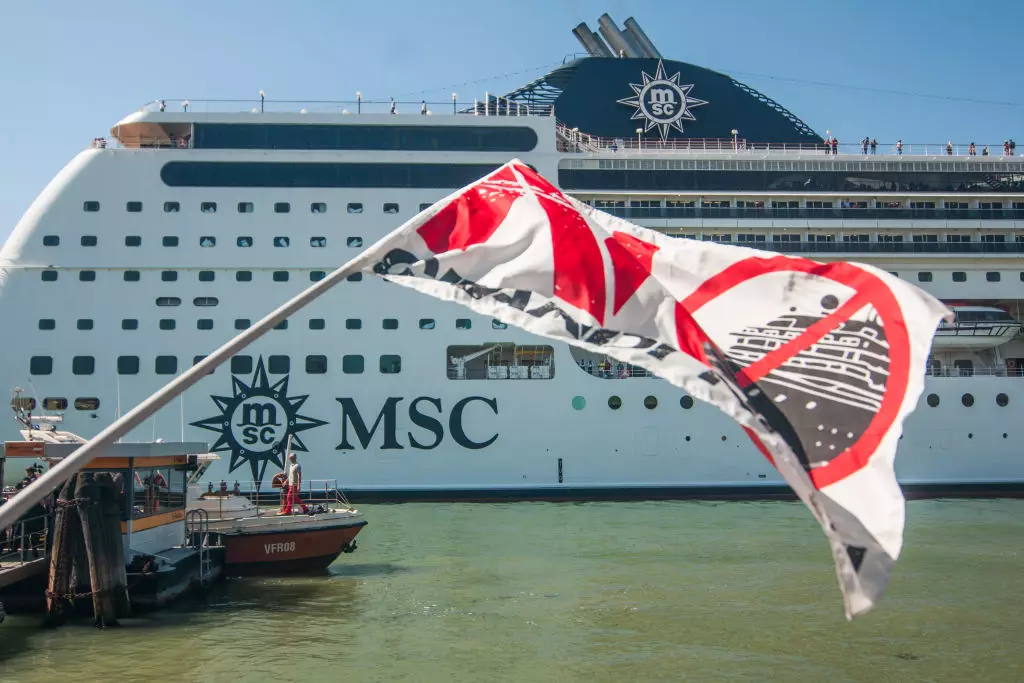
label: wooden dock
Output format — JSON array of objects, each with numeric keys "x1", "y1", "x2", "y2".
[{"x1": 0, "y1": 556, "x2": 47, "y2": 588}]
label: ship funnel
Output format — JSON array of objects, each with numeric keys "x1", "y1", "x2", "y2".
[
  {"x1": 623, "y1": 17, "x2": 662, "y2": 59},
  {"x1": 597, "y1": 13, "x2": 638, "y2": 58},
  {"x1": 572, "y1": 22, "x2": 613, "y2": 58}
]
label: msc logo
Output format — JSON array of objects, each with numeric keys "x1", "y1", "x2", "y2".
[
  {"x1": 191, "y1": 357, "x2": 327, "y2": 482},
  {"x1": 617, "y1": 59, "x2": 708, "y2": 140}
]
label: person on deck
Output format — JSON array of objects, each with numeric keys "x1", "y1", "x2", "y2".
[{"x1": 281, "y1": 453, "x2": 309, "y2": 515}]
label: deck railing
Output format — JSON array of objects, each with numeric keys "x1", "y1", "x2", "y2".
[
  {"x1": 138, "y1": 96, "x2": 549, "y2": 117},
  {"x1": 203, "y1": 478, "x2": 352, "y2": 514}
]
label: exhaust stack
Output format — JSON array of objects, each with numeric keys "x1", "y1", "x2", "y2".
[
  {"x1": 623, "y1": 17, "x2": 662, "y2": 59},
  {"x1": 597, "y1": 13, "x2": 638, "y2": 58},
  {"x1": 572, "y1": 22, "x2": 613, "y2": 58}
]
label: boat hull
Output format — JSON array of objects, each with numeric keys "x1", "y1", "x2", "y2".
[{"x1": 218, "y1": 522, "x2": 366, "y2": 576}]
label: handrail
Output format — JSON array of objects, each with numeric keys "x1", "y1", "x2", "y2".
[
  {"x1": 138, "y1": 97, "x2": 551, "y2": 117},
  {"x1": 926, "y1": 366, "x2": 1024, "y2": 378},
  {"x1": 597, "y1": 207, "x2": 1024, "y2": 221},
  {"x1": 0, "y1": 513, "x2": 49, "y2": 564}
]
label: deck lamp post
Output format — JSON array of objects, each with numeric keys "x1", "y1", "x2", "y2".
[
  {"x1": 452, "y1": 92, "x2": 457, "y2": 114},
  {"x1": 636, "y1": 127, "x2": 643, "y2": 151},
  {"x1": 731, "y1": 129, "x2": 739, "y2": 151},
  {"x1": 356, "y1": 91, "x2": 362, "y2": 114},
  {"x1": 259, "y1": 90, "x2": 265, "y2": 113}
]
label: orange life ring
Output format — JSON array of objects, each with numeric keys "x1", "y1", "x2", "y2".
[{"x1": 271, "y1": 472, "x2": 287, "y2": 488}]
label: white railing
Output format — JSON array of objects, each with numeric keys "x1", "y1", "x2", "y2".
[{"x1": 138, "y1": 96, "x2": 550, "y2": 117}]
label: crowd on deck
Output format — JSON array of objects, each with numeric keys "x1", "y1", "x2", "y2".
[{"x1": 577, "y1": 357, "x2": 653, "y2": 379}]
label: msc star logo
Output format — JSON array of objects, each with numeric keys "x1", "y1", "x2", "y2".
[
  {"x1": 190, "y1": 357, "x2": 326, "y2": 483},
  {"x1": 617, "y1": 60, "x2": 708, "y2": 140}
]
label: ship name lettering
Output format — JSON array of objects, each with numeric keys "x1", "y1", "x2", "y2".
[
  {"x1": 335, "y1": 396, "x2": 499, "y2": 451},
  {"x1": 264, "y1": 541, "x2": 296, "y2": 554}
]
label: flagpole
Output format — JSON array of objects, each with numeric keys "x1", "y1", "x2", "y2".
[{"x1": 0, "y1": 252, "x2": 369, "y2": 527}]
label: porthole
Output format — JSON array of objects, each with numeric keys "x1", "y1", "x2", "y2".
[
  {"x1": 310, "y1": 271, "x2": 326, "y2": 282},
  {"x1": 572, "y1": 396, "x2": 586, "y2": 410},
  {"x1": 43, "y1": 397, "x2": 68, "y2": 410},
  {"x1": 961, "y1": 393, "x2": 974, "y2": 407},
  {"x1": 43, "y1": 235, "x2": 59, "y2": 246},
  {"x1": 968, "y1": 433, "x2": 974, "y2": 439},
  {"x1": 643, "y1": 396, "x2": 658, "y2": 409},
  {"x1": 680, "y1": 396, "x2": 694, "y2": 409},
  {"x1": 721, "y1": 435, "x2": 727, "y2": 441},
  {"x1": 237, "y1": 202, "x2": 253, "y2": 213},
  {"x1": 74, "y1": 398, "x2": 100, "y2": 411},
  {"x1": 926, "y1": 393, "x2": 940, "y2": 407},
  {"x1": 996, "y1": 393, "x2": 1009, "y2": 407},
  {"x1": 162, "y1": 236, "x2": 179, "y2": 247},
  {"x1": 684, "y1": 435, "x2": 691, "y2": 442},
  {"x1": 310, "y1": 202, "x2": 326, "y2": 214},
  {"x1": 608, "y1": 396, "x2": 622, "y2": 410},
  {"x1": 274, "y1": 202, "x2": 291, "y2": 214}
]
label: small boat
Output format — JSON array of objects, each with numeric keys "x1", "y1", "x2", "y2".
[
  {"x1": 187, "y1": 455, "x2": 367, "y2": 576},
  {"x1": 932, "y1": 305, "x2": 1023, "y2": 349}
]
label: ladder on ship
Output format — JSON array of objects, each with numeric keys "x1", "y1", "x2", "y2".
[{"x1": 185, "y1": 508, "x2": 213, "y2": 587}]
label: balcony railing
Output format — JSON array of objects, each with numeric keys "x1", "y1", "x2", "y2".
[
  {"x1": 699, "y1": 240, "x2": 1024, "y2": 255},
  {"x1": 596, "y1": 206, "x2": 1024, "y2": 222}
]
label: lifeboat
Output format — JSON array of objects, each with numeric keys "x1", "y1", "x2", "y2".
[{"x1": 932, "y1": 305, "x2": 1023, "y2": 349}]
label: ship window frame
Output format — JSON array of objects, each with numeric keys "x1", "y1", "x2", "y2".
[
  {"x1": 456, "y1": 318, "x2": 472, "y2": 330},
  {"x1": 193, "y1": 296, "x2": 219, "y2": 307},
  {"x1": 237, "y1": 236, "x2": 253, "y2": 248},
  {"x1": 383, "y1": 202, "x2": 400, "y2": 214},
  {"x1": 234, "y1": 318, "x2": 250, "y2": 330},
  {"x1": 346, "y1": 236, "x2": 363, "y2": 247},
  {"x1": 126, "y1": 201, "x2": 143, "y2": 213},
  {"x1": 419, "y1": 318, "x2": 435, "y2": 330},
  {"x1": 383, "y1": 318, "x2": 398, "y2": 330},
  {"x1": 986, "y1": 271, "x2": 1001, "y2": 282},
  {"x1": 918, "y1": 272, "x2": 933, "y2": 282},
  {"x1": 155, "y1": 355, "x2": 178, "y2": 375},
  {"x1": 201, "y1": 202, "x2": 217, "y2": 214},
  {"x1": 162, "y1": 236, "x2": 179, "y2": 247},
  {"x1": 952, "y1": 271, "x2": 967, "y2": 282},
  {"x1": 79, "y1": 270, "x2": 96, "y2": 282},
  {"x1": 200, "y1": 236, "x2": 216, "y2": 247},
  {"x1": 419, "y1": 203, "x2": 431, "y2": 211},
  {"x1": 30, "y1": 356, "x2": 53, "y2": 375},
  {"x1": 81, "y1": 235, "x2": 98, "y2": 247},
  {"x1": 124, "y1": 270, "x2": 140, "y2": 281},
  {"x1": 197, "y1": 318, "x2": 214, "y2": 330},
  {"x1": 198, "y1": 270, "x2": 215, "y2": 282},
  {"x1": 161, "y1": 270, "x2": 178, "y2": 282},
  {"x1": 121, "y1": 319, "x2": 139, "y2": 330},
  {"x1": 163, "y1": 201, "x2": 180, "y2": 213},
  {"x1": 156, "y1": 296, "x2": 182, "y2": 307},
  {"x1": 274, "y1": 236, "x2": 290, "y2": 248},
  {"x1": 306, "y1": 355, "x2": 328, "y2": 374},
  {"x1": 159, "y1": 319, "x2": 177, "y2": 330},
  {"x1": 274, "y1": 202, "x2": 291, "y2": 214},
  {"x1": 237, "y1": 202, "x2": 254, "y2": 213},
  {"x1": 275, "y1": 320, "x2": 288, "y2": 330},
  {"x1": 310, "y1": 271, "x2": 326, "y2": 282},
  {"x1": 83, "y1": 201, "x2": 100, "y2": 212},
  {"x1": 125, "y1": 235, "x2": 142, "y2": 247},
  {"x1": 310, "y1": 202, "x2": 327, "y2": 214},
  {"x1": 379, "y1": 354, "x2": 402, "y2": 374},
  {"x1": 342, "y1": 355, "x2": 364, "y2": 374},
  {"x1": 41, "y1": 270, "x2": 58, "y2": 282},
  {"x1": 72, "y1": 356, "x2": 95, "y2": 376},
  {"x1": 74, "y1": 397, "x2": 101, "y2": 411},
  {"x1": 346, "y1": 318, "x2": 362, "y2": 330},
  {"x1": 38, "y1": 319, "x2": 56, "y2": 330},
  {"x1": 117, "y1": 355, "x2": 140, "y2": 375},
  {"x1": 43, "y1": 235, "x2": 60, "y2": 246},
  {"x1": 43, "y1": 397, "x2": 68, "y2": 410},
  {"x1": 231, "y1": 356, "x2": 253, "y2": 375},
  {"x1": 346, "y1": 272, "x2": 362, "y2": 282},
  {"x1": 268, "y1": 355, "x2": 290, "y2": 374},
  {"x1": 347, "y1": 203, "x2": 363, "y2": 214},
  {"x1": 309, "y1": 318, "x2": 326, "y2": 330},
  {"x1": 310, "y1": 236, "x2": 326, "y2": 248},
  {"x1": 76, "y1": 319, "x2": 94, "y2": 330},
  {"x1": 273, "y1": 271, "x2": 290, "y2": 282},
  {"x1": 236, "y1": 271, "x2": 252, "y2": 282}
]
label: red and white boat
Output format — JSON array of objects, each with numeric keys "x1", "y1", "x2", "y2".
[{"x1": 187, "y1": 456, "x2": 367, "y2": 576}]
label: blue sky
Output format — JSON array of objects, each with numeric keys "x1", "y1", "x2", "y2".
[{"x1": 1, "y1": 0, "x2": 1022, "y2": 239}]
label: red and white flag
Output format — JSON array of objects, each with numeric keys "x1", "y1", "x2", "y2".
[{"x1": 349, "y1": 160, "x2": 949, "y2": 619}]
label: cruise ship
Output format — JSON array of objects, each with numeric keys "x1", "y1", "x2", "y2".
[{"x1": 3, "y1": 15, "x2": 1023, "y2": 501}]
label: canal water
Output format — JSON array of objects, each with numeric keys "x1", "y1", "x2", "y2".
[{"x1": 0, "y1": 500, "x2": 1021, "y2": 682}]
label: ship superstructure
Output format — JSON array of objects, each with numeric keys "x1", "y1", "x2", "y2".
[{"x1": 2, "y1": 15, "x2": 1022, "y2": 499}]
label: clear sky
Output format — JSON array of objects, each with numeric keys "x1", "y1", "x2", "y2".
[{"x1": 1, "y1": 0, "x2": 1022, "y2": 240}]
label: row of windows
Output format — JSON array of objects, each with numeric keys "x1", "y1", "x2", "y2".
[
  {"x1": 592, "y1": 392, "x2": 1012, "y2": 411},
  {"x1": 40, "y1": 267, "x2": 364, "y2": 283},
  {"x1": 44, "y1": 235, "x2": 364, "y2": 248},
  {"x1": 81, "y1": 200, "x2": 425, "y2": 215},
  {"x1": 591, "y1": 199, "x2": 1024, "y2": 211},
  {"x1": 13, "y1": 397, "x2": 100, "y2": 412},
  {"x1": 28, "y1": 354, "x2": 402, "y2": 376},
  {"x1": 38, "y1": 317, "x2": 487, "y2": 331},
  {"x1": 160, "y1": 162, "x2": 501, "y2": 189}
]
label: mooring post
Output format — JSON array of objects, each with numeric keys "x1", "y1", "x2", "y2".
[
  {"x1": 76, "y1": 474, "x2": 127, "y2": 627},
  {"x1": 43, "y1": 475, "x2": 77, "y2": 628},
  {"x1": 95, "y1": 473, "x2": 130, "y2": 618}
]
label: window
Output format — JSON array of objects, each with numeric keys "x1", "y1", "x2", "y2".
[
  {"x1": 309, "y1": 318, "x2": 325, "y2": 330},
  {"x1": 79, "y1": 270, "x2": 96, "y2": 282},
  {"x1": 347, "y1": 203, "x2": 363, "y2": 214},
  {"x1": 43, "y1": 235, "x2": 60, "y2": 246},
  {"x1": 198, "y1": 270, "x2": 215, "y2": 282},
  {"x1": 200, "y1": 236, "x2": 216, "y2": 247},
  {"x1": 72, "y1": 356, "x2": 95, "y2": 375},
  {"x1": 736, "y1": 233, "x2": 766, "y2": 243},
  {"x1": 419, "y1": 318, "x2": 435, "y2": 330},
  {"x1": 311, "y1": 202, "x2": 327, "y2": 214},
  {"x1": 310, "y1": 271, "x2": 325, "y2": 282},
  {"x1": 231, "y1": 356, "x2": 253, "y2": 375},
  {"x1": 456, "y1": 318, "x2": 472, "y2": 329},
  {"x1": 306, "y1": 355, "x2": 328, "y2": 374},
  {"x1": 945, "y1": 201, "x2": 968, "y2": 210},
  {"x1": 83, "y1": 201, "x2": 100, "y2": 212},
  {"x1": 961, "y1": 393, "x2": 975, "y2": 407},
  {"x1": 491, "y1": 319, "x2": 508, "y2": 330},
  {"x1": 926, "y1": 393, "x2": 939, "y2": 407},
  {"x1": 383, "y1": 203, "x2": 399, "y2": 214},
  {"x1": 197, "y1": 319, "x2": 214, "y2": 330},
  {"x1": 237, "y1": 236, "x2": 253, "y2": 247},
  {"x1": 997, "y1": 393, "x2": 1010, "y2": 407},
  {"x1": 11, "y1": 395, "x2": 36, "y2": 411},
  {"x1": 77, "y1": 319, "x2": 93, "y2": 330},
  {"x1": 379, "y1": 355, "x2": 401, "y2": 374},
  {"x1": 310, "y1": 237, "x2": 326, "y2": 248},
  {"x1": 342, "y1": 355, "x2": 364, "y2": 374},
  {"x1": 274, "y1": 320, "x2": 288, "y2": 330},
  {"x1": 75, "y1": 398, "x2": 100, "y2": 411},
  {"x1": 122, "y1": 319, "x2": 139, "y2": 330},
  {"x1": 383, "y1": 318, "x2": 398, "y2": 330},
  {"x1": 156, "y1": 297, "x2": 181, "y2": 306},
  {"x1": 155, "y1": 356, "x2": 178, "y2": 375},
  {"x1": 117, "y1": 355, "x2": 139, "y2": 375},
  {"x1": 163, "y1": 236, "x2": 179, "y2": 247},
  {"x1": 954, "y1": 359, "x2": 974, "y2": 377},
  {"x1": 126, "y1": 201, "x2": 143, "y2": 213},
  {"x1": 159, "y1": 319, "x2": 176, "y2": 330},
  {"x1": 237, "y1": 202, "x2": 254, "y2": 213},
  {"x1": 644, "y1": 396, "x2": 658, "y2": 410},
  {"x1": 987, "y1": 272, "x2": 1001, "y2": 282},
  {"x1": 772, "y1": 234, "x2": 801, "y2": 243},
  {"x1": 124, "y1": 270, "x2": 140, "y2": 282},
  {"x1": 163, "y1": 201, "x2": 180, "y2": 213},
  {"x1": 877, "y1": 234, "x2": 903, "y2": 243},
  {"x1": 81, "y1": 236, "x2": 97, "y2": 247},
  {"x1": 193, "y1": 297, "x2": 219, "y2": 307},
  {"x1": 608, "y1": 396, "x2": 622, "y2": 410},
  {"x1": 236, "y1": 271, "x2": 252, "y2": 282},
  {"x1": 125, "y1": 235, "x2": 142, "y2": 247},
  {"x1": 162, "y1": 270, "x2": 178, "y2": 282},
  {"x1": 43, "y1": 398, "x2": 68, "y2": 410},
  {"x1": 30, "y1": 356, "x2": 52, "y2": 375},
  {"x1": 41, "y1": 270, "x2": 57, "y2": 281},
  {"x1": 918, "y1": 272, "x2": 933, "y2": 282},
  {"x1": 952, "y1": 272, "x2": 967, "y2": 282},
  {"x1": 346, "y1": 272, "x2": 362, "y2": 282},
  {"x1": 235, "y1": 319, "x2": 250, "y2": 329},
  {"x1": 274, "y1": 236, "x2": 290, "y2": 247},
  {"x1": 268, "y1": 355, "x2": 290, "y2": 374},
  {"x1": 701, "y1": 234, "x2": 732, "y2": 243},
  {"x1": 842, "y1": 234, "x2": 869, "y2": 243},
  {"x1": 346, "y1": 318, "x2": 362, "y2": 330},
  {"x1": 192, "y1": 356, "x2": 214, "y2": 374},
  {"x1": 274, "y1": 202, "x2": 291, "y2": 213},
  {"x1": 419, "y1": 203, "x2": 431, "y2": 211},
  {"x1": 346, "y1": 237, "x2": 363, "y2": 247},
  {"x1": 201, "y1": 202, "x2": 217, "y2": 213},
  {"x1": 38, "y1": 319, "x2": 55, "y2": 330},
  {"x1": 273, "y1": 271, "x2": 289, "y2": 282}
]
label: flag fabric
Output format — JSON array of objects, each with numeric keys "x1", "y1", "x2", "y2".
[{"x1": 348, "y1": 159, "x2": 950, "y2": 619}]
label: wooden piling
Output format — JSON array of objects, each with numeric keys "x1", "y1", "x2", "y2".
[
  {"x1": 43, "y1": 475, "x2": 77, "y2": 628},
  {"x1": 76, "y1": 473, "x2": 129, "y2": 627}
]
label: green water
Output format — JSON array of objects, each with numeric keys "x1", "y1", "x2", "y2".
[{"x1": 1, "y1": 500, "x2": 1022, "y2": 682}]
